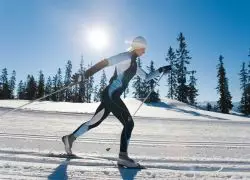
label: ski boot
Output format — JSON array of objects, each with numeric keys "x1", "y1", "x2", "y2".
[
  {"x1": 62, "y1": 134, "x2": 76, "y2": 155},
  {"x1": 117, "y1": 152, "x2": 145, "y2": 169}
]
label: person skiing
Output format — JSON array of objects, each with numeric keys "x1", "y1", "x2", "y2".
[{"x1": 62, "y1": 36, "x2": 171, "y2": 168}]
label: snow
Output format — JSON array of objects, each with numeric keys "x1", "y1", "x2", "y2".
[
  {"x1": 0, "y1": 98, "x2": 249, "y2": 121},
  {"x1": 0, "y1": 98, "x2": 249, "y2": 179}
]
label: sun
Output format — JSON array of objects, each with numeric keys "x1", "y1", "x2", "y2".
[{"x1": 87, "y1": 28, "x2": 108, "y2": 50}]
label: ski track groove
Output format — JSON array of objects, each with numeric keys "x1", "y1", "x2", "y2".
[
  {"x1": 1, "y1": 149, "x2": 250, "y2": 173},
  {"x1": 1, "y1": 132, "x2": 250, "y2": 148}
]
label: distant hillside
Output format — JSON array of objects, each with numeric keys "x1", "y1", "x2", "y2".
[{"x1": 197, "y1": 101, "x2": 240, "y2": 112}]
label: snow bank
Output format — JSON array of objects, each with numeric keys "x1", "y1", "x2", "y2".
[{"x1": 0, "y1": 98, "x2": 249, "y2": 121}]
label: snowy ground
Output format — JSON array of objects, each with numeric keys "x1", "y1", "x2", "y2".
[
  {"x1": 0, "y1": 98, "x2": 248, "y2": 121},
  {"x1": 0, "y1": 99, "x2": 250, "y2": 179}
]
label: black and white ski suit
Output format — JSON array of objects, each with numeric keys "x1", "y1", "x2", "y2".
[{"x1": 72, "y1": 51, "x2": 161, "y2": 153}]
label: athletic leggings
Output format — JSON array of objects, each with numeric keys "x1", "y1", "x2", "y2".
[{"x1": 72, "y1": 88, "x2": 134, "y2": 153}]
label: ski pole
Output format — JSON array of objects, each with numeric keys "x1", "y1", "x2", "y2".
[
  {"x1": 0, "y1": 81, "x2": 78, "y2": 118},
  {"x1": 133, "y1": 72, "x2": 164, "y2": 116}
]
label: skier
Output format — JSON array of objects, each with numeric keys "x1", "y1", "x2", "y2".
[{"x1": 62, "y1": 36, "x2": 171, "y2": 168}]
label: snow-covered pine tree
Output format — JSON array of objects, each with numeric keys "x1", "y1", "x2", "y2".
[
  {"x1": 37, "y1": 70, "x2": 45, "y2": 99},
  {"x1": 216, "y1": 55, "x2": 233, "y2": 114},
  {"x1": 166, "y1": 46, "x2": 177, "y2": 99},
  {"x1": 175, "y1": 33, "x2": 191, "y2": 103}
]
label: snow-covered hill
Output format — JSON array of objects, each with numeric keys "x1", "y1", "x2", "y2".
[
  {"x1": 0, "y1": 98, "x2": 248, "y2": 121},
  {"x1": 198, "y1": 101, "x2": 241, "y2": 113}
]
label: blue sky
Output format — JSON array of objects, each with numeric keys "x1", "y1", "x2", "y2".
[{"x1": 0, "y1": 0, "x2": 250, "y2": 102}]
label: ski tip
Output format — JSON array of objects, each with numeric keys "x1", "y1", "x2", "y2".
[
  {"x1": 47, "y1": 153, "x2": 80, "y2": 159},
  {"x1": 117, "y1": 163, "x2": 146, "y2": 170}
]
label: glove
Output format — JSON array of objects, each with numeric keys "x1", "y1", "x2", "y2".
[
  {"x1": 71, "y1": 73, "x2": 84, "y2": 83},
  {"x1": 159, "y1": 65, "x2": 172, "y2": 74}
]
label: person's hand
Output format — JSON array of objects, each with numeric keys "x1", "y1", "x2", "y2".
[
  {"x1": 71, "y1": 73, "x2": 84, "y2": 83},
  {"x1": 159, "y1": 65, "x2": 172, "y2": 74}
]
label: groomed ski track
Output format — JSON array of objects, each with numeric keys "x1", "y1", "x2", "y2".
[{"x1": 0, "y1": 108, "x2": 250, "y2": 179}]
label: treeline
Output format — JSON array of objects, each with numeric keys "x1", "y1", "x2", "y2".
[{"x1": 1, "y1": 32, "x2": 249, "y2": 115}]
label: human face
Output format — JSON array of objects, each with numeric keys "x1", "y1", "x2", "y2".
[{"x1": 134, "y1": 48, "x2": 146, "y2": 57}]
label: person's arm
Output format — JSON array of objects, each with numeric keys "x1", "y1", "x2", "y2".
[
  {"x1": 71, "y1": 59, "x2": 108, "y2": 83},
  {"x1": 136, "y1": 65, "x2": 172, "y2": 82},
  {"x1": 72, "y1": 52, "x2": 130, "y2": 83},
  {"x1": 84, "y1": 59, "x2": 109, "y2": 79}
]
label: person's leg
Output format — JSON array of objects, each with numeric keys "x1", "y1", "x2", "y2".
[
  {"x1": 109, "y1": 97, "x2": 141, "y2": 167},
  {"x1": 62, "y1": 101, "x2": 110, "y2": 154},
  {"x1": 72, "y1": 101, "x2": 110, "y2": 138},
  {"x1": 109, "y1": 97, "x2": 134, "y2": 154}
]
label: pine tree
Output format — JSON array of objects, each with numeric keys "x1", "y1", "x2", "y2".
[
  {"x1": 166, "y1": 46, "x2": 177, "y2": 99},
  {"x1": 72, "y1": 84, "x2": 79, "y2": 102},
  {"x1": 245, "y1": 84, "x2": 250, "y2": 115},
  {"x1": 187, "y1": 70, "x2": 198, "y2": 105},
  {"x1": 26, "y1": 75, "x2": 37, "y2": 100},
  {"x1": 87, "y1": 74, "x2": 94, "y2": 103},
  {"x1": 175, "y1": 33, "x2": 191, "y2": 103},
  {"x1": 51, "y1": 74, "x2": 58, "y2": 101},
  {"x1": 248, "y1": 61, "x2": 250, "y2": 83},
  {"x1": 206, "y1": 103, "x2": 212, "y2": 111},
  {"x1": 57, "y1": 68, "x2": 64, "y2": 101},
  {"x1": 216, "y1": 55, "x2": 233, "y2": 114},
  {"x1": 141, "y1": 78, "x2": 150, "y2": 100},
  {"x1": 98, "y1": 70, "x2": 107, "y2": 100},
  {"x1": 37, "y1": 70, "x2": 45, "y2": 98},
  {"x1": 17, "y1": 80, "x2": 26, "y2": 99},
  {"x1": 93, "y1": 85, "x2": 99, "y2": 102},
  {"x1": 85, "y1": 63, "x2": 94, "y2": 103},
  {"x1": 9, "y1": 70, "x2": 16, "y2": 99},
  {"x1": 1, "y1": 68, "x2": 10, "y2": 99},
  {"x1": 0, "y1": 81, "x2": 2, "y2": 98},
  {"x1": 64, "y1": 60, "x2": 72, "y2": 102},
  {"x1": 77, "y1": 56, "x2": 86, "y2": 102},
  {"x1": 133, "y1": 58, "x2": 143, "y2": 99},
  {"x1": 239, "y1": 62, "x2": 249, "y2": 114},
  {"x1": 45, "y1": 76, "x2": 52, "y2": 101},
  {"x1": 146, "y1": 60, "x2": 160, "y2": 102}
]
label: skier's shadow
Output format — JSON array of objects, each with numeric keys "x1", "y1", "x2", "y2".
[
  {"x1": 118, "y1": 166, "x2": 141, "y2": 180},
  {"x1": 48, "y1": 158, "x2": 70, "y2": 180}
]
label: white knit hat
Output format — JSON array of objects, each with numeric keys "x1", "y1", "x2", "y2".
[{"x1": 127, "y1": 36, "x2": 147, "y2": 51}]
